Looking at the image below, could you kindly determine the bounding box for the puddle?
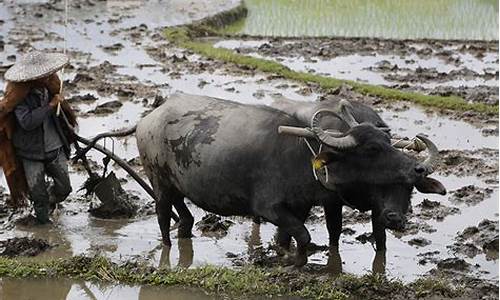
[235,0,498,40]
[0,278,219,300]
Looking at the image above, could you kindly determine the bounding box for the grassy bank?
[163,3,498,115]
[0,255,463,299]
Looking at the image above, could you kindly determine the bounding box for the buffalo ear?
[415,177,446,195]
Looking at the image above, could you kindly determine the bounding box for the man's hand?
[49,94,63,109]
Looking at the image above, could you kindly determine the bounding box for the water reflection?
[323,248,387,276]
[0,278,72,300]
[0,278,217,300]
[157,238,194,269]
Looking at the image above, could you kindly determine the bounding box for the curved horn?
[337,100,359,128]
[311,109,358,150]
[391,138,427,152]
[416,134,439,175]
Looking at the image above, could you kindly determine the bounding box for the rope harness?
[304,137,358,209]
[302,137,328,182]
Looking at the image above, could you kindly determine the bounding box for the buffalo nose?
[386,212,400,222]
[414,165,426,174]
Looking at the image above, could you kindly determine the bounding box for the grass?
[163,8,498,115]
[0,255,463,299]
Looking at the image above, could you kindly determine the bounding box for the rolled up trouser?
[21,149,72,223]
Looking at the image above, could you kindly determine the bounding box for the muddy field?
[0,0,498,299]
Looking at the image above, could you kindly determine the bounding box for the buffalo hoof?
[294,252,308,267]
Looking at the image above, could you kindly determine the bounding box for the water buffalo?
[136,93,445,266]
[270,97,446,252]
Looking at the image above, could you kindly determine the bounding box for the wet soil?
[195,213,235,238]
[0,0,498,298]
[213,37,499,125]
[215,37,498,129]
[0,237,51,257]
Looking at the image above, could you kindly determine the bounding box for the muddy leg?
[275,227,292,255]
[172,196,194,238]
[177,238,194,268]
[372,215,386,251]
[325,247,342,275]
[45,151,72,208]
[324,201,343,249]
[372,250,386,274]
[262,204,311,267]
[22,159,50,224]
[156,198,173,246]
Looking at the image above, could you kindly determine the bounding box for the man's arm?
[14,95,61,131]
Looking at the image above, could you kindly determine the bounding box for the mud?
[214,37,499,123]
[450,219,499,260]
[195,213,235,238]
[449,185,494,206]
[0,0,498,297]
[413,199,461,221]
[438,149,498,181]
[0,237,51,257]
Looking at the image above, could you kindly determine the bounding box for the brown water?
[0,0,498,298]
[0,278,219,300]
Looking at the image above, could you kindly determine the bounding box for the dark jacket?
[12,87,71,161]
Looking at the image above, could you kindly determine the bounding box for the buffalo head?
[278,101,446,231]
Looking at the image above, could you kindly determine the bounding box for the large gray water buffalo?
[136,93,445,266]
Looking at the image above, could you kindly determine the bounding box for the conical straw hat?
[4,50,69,82]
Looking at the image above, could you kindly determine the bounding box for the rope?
[303,138,331,182]
[56,0,69,116]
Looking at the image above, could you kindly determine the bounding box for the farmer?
[0,50,77,224]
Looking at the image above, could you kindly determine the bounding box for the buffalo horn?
[415,134,439,175]
[311,109,358,150]
[391,138,427,152]
[337,100,359,128]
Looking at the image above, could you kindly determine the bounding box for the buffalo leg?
[275,227,292,255]
[156,193,173,246]
[372,250,386,274]
[324,201,343,249]
[173,197,194,238]
[371,216,386,251]
[152,176,173,246]
[262,204,311,267]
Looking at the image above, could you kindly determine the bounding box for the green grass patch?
[164,19,498,115]
[0,255,465,299]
